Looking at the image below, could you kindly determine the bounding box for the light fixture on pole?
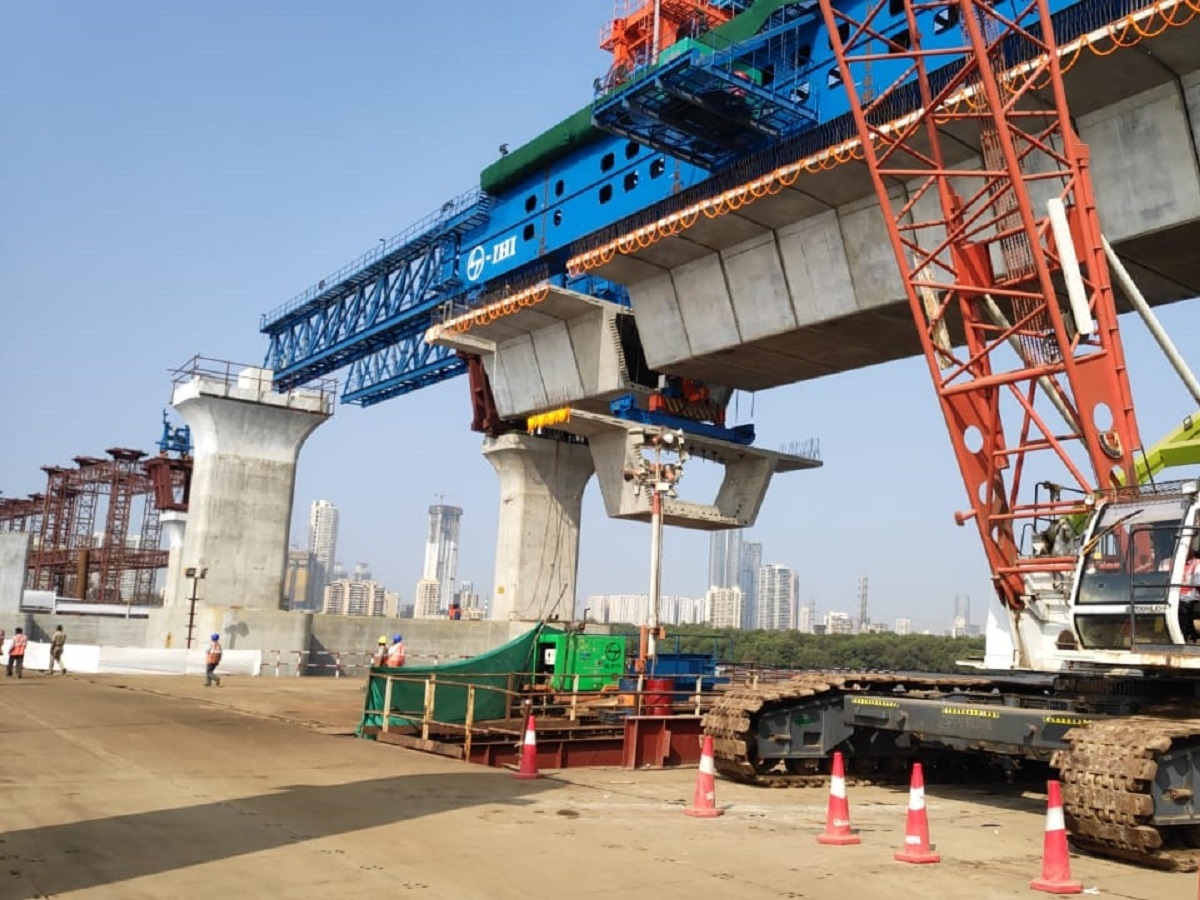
[184,566,207,650]
[626,426,687,670]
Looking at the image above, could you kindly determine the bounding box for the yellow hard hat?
[378,635,388,644]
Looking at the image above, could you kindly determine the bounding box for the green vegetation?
[608,623,985,674]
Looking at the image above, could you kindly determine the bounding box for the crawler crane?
[702,0,1200,870]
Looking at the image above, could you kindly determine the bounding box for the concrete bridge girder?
[592,55,1200,393]
[429,287,644,421]
[559,409,820,530]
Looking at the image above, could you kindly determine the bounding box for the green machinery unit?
[534,632,628,692]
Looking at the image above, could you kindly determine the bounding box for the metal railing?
[361,670,720,757]
[169,355,337,409]
[261,186,485,327]
[266,649,478,678]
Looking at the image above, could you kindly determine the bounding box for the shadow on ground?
[0,771,553,896]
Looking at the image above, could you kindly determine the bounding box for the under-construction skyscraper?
[418,503,462,617]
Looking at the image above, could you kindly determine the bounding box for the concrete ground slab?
[0,674,1192,899]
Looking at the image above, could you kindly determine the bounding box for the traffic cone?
[817,751,860,845]
[684,734,724,817]
[513,714,542,780]
[1030,780,1082,894]
[894,761,940,864]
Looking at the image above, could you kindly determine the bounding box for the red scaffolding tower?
[0,446,192,604]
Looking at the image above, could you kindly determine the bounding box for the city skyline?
[286,496,997,633]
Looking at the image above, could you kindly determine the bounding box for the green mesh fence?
[358,625,547,736]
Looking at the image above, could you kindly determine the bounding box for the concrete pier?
[158,510,187,607]
[168,362,332,617]
[483,433,593,622]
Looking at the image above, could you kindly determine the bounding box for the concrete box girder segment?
[170,362,332,615]
[427,285,648,420]
[583,24,1200,394]
[545,408,820,531]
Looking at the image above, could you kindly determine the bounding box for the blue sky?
[2,1,1197,633]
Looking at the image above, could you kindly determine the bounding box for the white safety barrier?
[1,640,261,677]
[264,648,476,676]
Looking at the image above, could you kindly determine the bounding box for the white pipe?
[1046,198,1095,337]
[652,0,662,65]
[1102,235,1200,406]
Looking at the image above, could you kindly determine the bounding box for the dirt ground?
[0,672,1192,900]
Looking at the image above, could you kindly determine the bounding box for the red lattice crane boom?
[817,0,1142,610]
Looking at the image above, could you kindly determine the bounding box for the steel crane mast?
[819,0,1142,609]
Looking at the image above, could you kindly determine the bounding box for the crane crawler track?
[703,671,993,785]
[1055,716,1200,872]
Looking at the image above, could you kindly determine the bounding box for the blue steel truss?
[341,272,632,407]
[343,342,465,407]
[262,188,492,392]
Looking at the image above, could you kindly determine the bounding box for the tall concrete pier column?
[170,363,332,612]
[483,434,593,622]
[158,510,187,606]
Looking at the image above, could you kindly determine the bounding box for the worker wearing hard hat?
[204,633,223,687]
[385,634,406,668]
[371,635,389,667]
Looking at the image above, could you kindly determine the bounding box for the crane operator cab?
[1071,480,1200,650]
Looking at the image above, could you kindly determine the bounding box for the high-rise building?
[322,578,386,617]
[454,581,486,620]
[308,500,339,595]
[419,504,462,615]
[756,564,797,631]
[739,540,762,629]
[705,585,745,629]
[951,593,972,637]
[414,577,442,619]
[284,549,316,611]
[708,529,743,592]
[895,617,912,636]
[585,593,705,626]
[797,603,815,634]
[823,611,855,634]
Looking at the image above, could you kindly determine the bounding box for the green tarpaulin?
[358,624,547,736]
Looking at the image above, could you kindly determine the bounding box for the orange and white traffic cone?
[894,761,940,864]
[513,714,542,780]
[817,750,860,845]
[1030,780,1082,894]
[684,734,724,817]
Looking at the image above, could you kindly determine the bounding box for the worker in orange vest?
[371,635,389,667]
[204,633,223,687]
[385,634,406,667]
[6,627,27,679]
